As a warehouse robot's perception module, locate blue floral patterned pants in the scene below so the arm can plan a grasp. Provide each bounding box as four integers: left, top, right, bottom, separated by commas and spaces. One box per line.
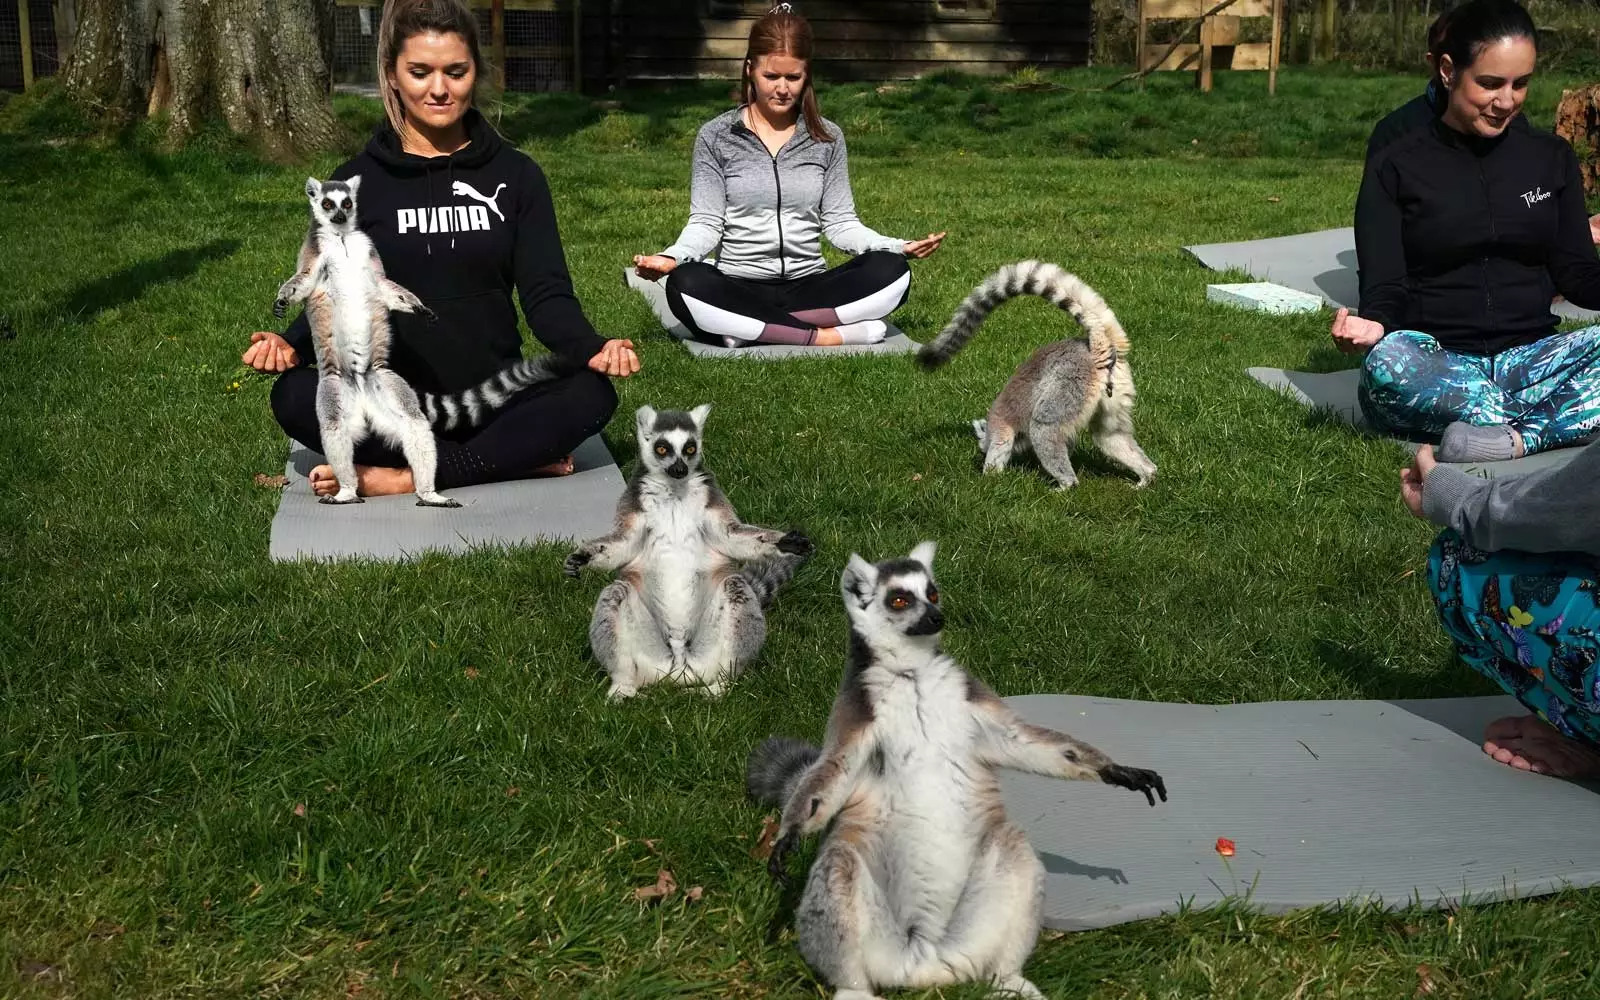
1429, 529, 1600, 746
1359, 326, 1600, 455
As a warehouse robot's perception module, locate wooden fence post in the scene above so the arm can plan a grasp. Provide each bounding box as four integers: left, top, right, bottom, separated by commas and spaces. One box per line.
18, 0, 35, 91
491, 0, 505, 91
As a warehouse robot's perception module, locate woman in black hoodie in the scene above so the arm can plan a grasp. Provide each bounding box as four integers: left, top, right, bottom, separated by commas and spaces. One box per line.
1336, 0, 1600, 464
243, 0, 637, 498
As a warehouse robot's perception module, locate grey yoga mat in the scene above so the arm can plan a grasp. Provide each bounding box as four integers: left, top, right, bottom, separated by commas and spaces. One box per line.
1186, 227, 1600, 324
622, 267, 920, 359
267, 435, 625, 561
1246, 366, 1588, 479
998, 694, 1600, 931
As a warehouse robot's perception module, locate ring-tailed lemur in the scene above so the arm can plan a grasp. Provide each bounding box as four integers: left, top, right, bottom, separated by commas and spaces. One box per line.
274, 177, 574, 506
750, 542, 1166, 1000
564, 404, 813, 699
916, 260, 1157, 491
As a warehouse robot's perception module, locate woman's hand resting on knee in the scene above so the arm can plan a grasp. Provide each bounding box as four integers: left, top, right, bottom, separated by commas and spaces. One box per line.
243, 332, 299, 372
633, 255, 678, 281
589, 338, 641, 377
1399, 445, 1437, 518
903, 232, 947, 259
1330, 308, 1384, 354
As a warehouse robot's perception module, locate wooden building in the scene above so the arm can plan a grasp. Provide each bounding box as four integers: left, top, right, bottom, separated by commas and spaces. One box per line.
580, 0, 1096, 89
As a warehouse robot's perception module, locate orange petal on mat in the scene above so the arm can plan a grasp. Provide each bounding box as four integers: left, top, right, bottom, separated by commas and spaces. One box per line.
1215, 837, 1235, 857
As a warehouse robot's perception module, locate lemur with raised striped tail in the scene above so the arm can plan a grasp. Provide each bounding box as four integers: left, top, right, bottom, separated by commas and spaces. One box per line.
564, 404, 813, 700
274, 176, 574, 506
749, 542, 1166, 1000
916, 260, 1157, 491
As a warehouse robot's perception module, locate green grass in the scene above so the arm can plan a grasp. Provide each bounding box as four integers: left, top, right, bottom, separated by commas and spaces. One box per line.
4, 67, 1600, 998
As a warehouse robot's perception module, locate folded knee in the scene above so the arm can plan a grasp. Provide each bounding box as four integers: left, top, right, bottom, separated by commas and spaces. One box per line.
665, 261, 720, 300
1361, 330, 1435, 384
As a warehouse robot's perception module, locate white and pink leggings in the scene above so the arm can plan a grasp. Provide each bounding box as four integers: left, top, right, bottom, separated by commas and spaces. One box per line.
664, 251, 911, 347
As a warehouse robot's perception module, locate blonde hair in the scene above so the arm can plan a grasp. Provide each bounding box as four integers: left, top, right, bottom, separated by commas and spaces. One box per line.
376, 0, 489, 138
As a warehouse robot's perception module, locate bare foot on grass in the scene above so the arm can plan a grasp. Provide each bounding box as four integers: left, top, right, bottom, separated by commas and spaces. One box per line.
1482, 714, 1600, 778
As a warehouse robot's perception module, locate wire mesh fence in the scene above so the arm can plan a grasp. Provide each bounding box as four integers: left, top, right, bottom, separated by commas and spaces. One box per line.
332, 0, 577, 93
1, 0, 61, 91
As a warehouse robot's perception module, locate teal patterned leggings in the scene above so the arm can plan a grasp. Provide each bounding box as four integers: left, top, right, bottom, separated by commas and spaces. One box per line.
1429, 530, 1600, 747
1359, 326, 1600, 455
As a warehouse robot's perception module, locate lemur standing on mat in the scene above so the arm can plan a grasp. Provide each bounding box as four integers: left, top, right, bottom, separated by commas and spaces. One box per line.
275, 177, 574, 507
563, 404, 813, 699
749, 541, 1166, 1000
917, 260, 1157, 491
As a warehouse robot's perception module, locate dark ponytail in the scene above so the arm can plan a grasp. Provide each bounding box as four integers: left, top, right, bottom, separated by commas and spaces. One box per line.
1436, 0, 1538, 83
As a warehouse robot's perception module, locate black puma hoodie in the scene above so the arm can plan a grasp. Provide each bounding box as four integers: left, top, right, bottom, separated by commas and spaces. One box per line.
283, 110, 605, 394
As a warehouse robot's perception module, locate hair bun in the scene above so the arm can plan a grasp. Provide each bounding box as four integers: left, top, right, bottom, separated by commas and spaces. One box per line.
769, 2, 794, 13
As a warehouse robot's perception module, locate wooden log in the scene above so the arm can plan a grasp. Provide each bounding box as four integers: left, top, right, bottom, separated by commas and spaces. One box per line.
1555, 84, 1600, 198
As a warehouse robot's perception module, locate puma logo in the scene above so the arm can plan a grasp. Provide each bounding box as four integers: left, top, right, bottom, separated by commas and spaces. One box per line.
1521, 186, 1552, 207
452, 180, 507, 222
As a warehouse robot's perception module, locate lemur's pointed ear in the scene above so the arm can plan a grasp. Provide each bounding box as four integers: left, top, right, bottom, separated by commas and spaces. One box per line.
690, 403, 712, 430
634, 405, 657, 438
305, 178, 322, 200
345, 174, 362, 195
841, 554, 878, 607
909, 540, 937, 572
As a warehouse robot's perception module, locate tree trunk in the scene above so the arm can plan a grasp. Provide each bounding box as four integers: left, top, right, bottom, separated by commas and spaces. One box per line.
1555, 84, 1600, 199
61, 0, 343, 160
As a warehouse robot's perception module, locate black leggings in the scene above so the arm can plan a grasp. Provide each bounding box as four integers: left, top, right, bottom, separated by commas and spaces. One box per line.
269, 365, 618, 490
664, 250, 911, 346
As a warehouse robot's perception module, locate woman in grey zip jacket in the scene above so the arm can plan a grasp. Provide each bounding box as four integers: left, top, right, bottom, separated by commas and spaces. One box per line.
632, 6, 945, 348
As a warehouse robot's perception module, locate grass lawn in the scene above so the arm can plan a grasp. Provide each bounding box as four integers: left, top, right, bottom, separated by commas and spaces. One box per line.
3, 67, 1599, 998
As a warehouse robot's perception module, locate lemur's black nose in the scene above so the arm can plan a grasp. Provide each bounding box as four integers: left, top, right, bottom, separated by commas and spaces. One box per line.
331, 212, 348, 225
667, 462, 689, 479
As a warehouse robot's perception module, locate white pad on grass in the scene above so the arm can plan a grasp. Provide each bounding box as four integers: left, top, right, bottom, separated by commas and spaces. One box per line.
268, 435, 625, 562
622, 267, 920, 360
1246, 366, 1587, 479
1187, 228, 1600, 324
1208, 282, 1326, 315
999, 693, 1600, 931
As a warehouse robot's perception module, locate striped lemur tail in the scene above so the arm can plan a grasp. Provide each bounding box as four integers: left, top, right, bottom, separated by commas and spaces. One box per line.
739, 551, 808, 609
915, 260, 1131, 372
746, 736, 820, 806
420, 354, 577, 431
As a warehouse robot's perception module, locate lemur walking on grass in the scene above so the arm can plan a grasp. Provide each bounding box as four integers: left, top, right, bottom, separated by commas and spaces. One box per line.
274, 176, 574, 506
917, 260, 1157, 491
564, 404, 813, 699
749, 542, 1166, 1000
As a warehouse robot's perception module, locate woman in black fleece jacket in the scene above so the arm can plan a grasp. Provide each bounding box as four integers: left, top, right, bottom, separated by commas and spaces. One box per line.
243, 0, 637, 499
1336, 0, 1600, 463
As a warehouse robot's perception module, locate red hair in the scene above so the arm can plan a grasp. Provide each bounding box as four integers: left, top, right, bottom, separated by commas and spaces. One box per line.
741, 6, 833, 144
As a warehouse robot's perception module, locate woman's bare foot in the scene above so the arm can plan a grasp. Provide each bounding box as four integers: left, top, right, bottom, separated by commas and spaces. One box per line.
532, 455, 576, 477
1482, 714, 1600, 777
309, 464, 415, 498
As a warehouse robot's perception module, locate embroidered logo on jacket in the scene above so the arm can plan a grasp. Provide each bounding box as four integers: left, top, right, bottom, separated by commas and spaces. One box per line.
1521, 187, 1552, 207
395, 181, 509, 234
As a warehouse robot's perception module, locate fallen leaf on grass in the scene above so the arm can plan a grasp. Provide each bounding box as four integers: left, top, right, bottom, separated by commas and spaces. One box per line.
1416, 963, 1436, 995
464, 666, 480, 679
354, 940, 372, 952
751, 814, 780, 860
1267, 196, 1282, 204
87, 922, 125, 942
639, 838, 660, 854
633, 868, 677, 903
911, 473, 923, 481
293, 803, 307, 818
253, 473, 289, 489
19, 960, 62, 981
686, 885, 704, 902
505, 786, 520, 797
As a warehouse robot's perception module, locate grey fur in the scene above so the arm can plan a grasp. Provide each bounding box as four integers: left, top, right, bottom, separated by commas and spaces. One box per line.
763, 542, 1166, 1000
275, 175, 461, 508
564, 404, 814, 699
746, 736, 821, 805
918, 260, 1157, 491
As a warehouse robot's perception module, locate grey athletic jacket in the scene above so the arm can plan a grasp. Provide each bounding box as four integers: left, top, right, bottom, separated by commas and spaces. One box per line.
1423, 437, 1600, 556
660, 107, 904, 281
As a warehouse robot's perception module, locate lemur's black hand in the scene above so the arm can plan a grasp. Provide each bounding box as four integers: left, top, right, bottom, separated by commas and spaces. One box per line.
1100, 764, 1167, 806
767, 829, 799, 885
273, 299, 289, 319
562, 550, 591, 578
777, 531, 813, 557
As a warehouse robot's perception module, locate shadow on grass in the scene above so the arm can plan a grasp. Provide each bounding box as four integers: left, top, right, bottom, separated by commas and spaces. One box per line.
59, 238, 243, 322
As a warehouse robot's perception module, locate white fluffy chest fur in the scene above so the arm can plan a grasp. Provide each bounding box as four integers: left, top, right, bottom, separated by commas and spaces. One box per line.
629, 476, 730, 629
850, 654, 998, 926
314, 232, 383, 371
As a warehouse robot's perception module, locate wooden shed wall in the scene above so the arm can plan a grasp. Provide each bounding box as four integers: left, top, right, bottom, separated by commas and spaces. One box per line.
581, 0, 1094, 88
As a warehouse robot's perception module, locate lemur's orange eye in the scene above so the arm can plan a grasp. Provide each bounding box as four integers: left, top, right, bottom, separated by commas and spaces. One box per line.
685, 443, 697, 456
927, 588, 939, 604
888, 593, 911, 611
655, 445, 668, 456
321, 199, 333, 211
